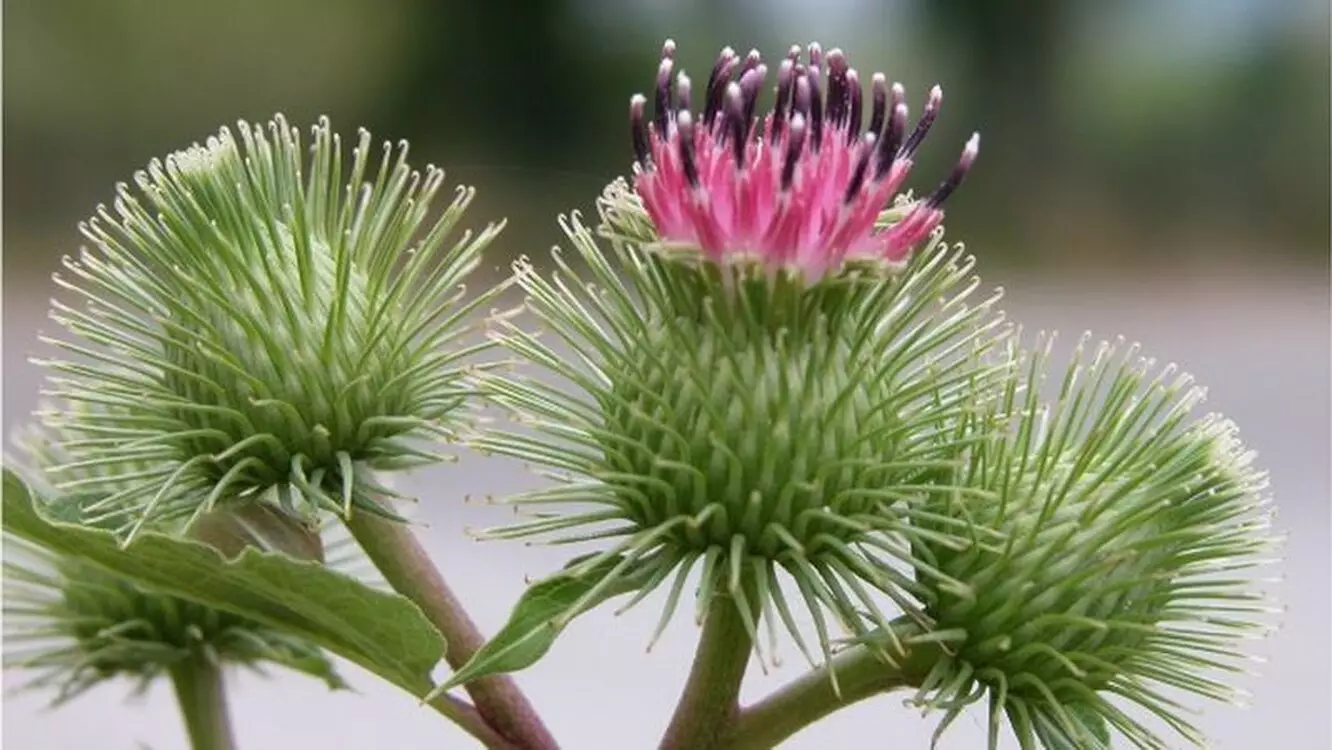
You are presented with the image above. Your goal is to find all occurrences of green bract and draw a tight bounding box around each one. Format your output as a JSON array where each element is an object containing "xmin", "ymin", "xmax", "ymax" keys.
[
  {"xmin": 910, "ymin": 334, "xmax": 1276, "ymax": 749},
  {"xmin": 38, "ymin": 115, "xmax": 501, "ymax": 538},
  {"xmin": 473, "ymin": 181, "xmax": 1006, "ymax": 666}
]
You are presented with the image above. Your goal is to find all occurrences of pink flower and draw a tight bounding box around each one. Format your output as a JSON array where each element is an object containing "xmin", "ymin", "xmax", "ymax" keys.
[{"xmin": 629, "ymin": 40, "xmax": 979, "ymax": 279}]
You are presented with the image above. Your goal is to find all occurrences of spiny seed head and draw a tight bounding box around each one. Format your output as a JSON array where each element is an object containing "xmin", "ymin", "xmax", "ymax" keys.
[
  {"xmin": 473, "ymin": 189, "xmax": 1007, "ymax": 665},
  {"xmin": 909, "ymin": 334, "xmax": 1277, "ymax": 750},
  {"xmin": 36, "ymin": 115, "xmax": 502, "ymax": 538}
]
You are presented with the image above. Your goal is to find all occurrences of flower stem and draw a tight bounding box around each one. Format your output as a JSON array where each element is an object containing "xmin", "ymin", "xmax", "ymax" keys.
[
  {"xmin": 169, "ymin": 657, "xmax": 236, "ymax": 750},
  {"xmin": 423, "ymin": 687, "xmax": 522, "ymax": 749},
  {"xmin": 726, "ymin": 628, "xmax": 940, "ymax": 749},
  {"xmin": 345, "ymin": 508, "xmax": 558, "ymax": 750},
  {"xmin": 658, "ymin": 598, "xmax": 755, "ymax": 750}
]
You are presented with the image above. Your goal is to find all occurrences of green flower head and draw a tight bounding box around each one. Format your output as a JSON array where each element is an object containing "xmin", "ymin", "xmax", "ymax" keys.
[
  {"xmin": 3, "ymin": 420, "xmax": 347, "ymax": 705},
  {"xmin": 4, "ymin": 538, "xmax": 346, "ymax": 704},
  {"xmin": 37, "ymin": 115, "xmax": 501, "ymax": 539},
  {"xmin": 473, "ymin": 39, "xmax": 1005, "ymax": 668},
  {"xmin": 909, "ymin": 334, "xmax": 1277, "ymax": 749}
]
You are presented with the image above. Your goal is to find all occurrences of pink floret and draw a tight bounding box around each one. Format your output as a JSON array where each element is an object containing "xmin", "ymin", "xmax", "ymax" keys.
[{"xmin": 629, "ymin": 41, "xmax": 979, "ymax": 279}]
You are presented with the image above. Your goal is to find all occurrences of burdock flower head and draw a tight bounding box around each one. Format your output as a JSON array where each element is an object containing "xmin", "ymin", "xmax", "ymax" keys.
[
  {"xmin": 36, "ymin": 115, "xmax": 501, "ymax": 539},
  {"xmin": 475, "ymin": 40, "xmax": 1001, "ymax": 667},
  {"xmin": 909, "ymin": 335, "xmax": 1277, "ymax": 748},
  {"xmin": 616, "ymin": 40, "xmax": 978, "ymax": 277}
]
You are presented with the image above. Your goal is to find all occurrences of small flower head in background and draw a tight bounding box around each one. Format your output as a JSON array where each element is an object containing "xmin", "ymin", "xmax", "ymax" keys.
[
  {"xmin": 3, "ymin": 539, "xmax": 346, "ymax": 704},
  {"xmin": 35, "ymin": 115, "xmax": 502, "ymax": 539},
  {"xmin": 3, "ymin": 421, "xmax": 347, "ymax": 704},
  {"xmin": 475, "ymin": 40, "xmax": 1003, "ymax": 669},
  {"xmin": 909, "ymin": 334, "xmax": 1277, "ymax": 749},
  {"xmin": 608, "ymin": 40, "xmax": 978, "ymax": 279}
]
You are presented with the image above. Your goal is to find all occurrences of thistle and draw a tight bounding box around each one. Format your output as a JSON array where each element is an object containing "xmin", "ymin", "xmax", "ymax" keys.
[
  {"xmin": 909, "ymin": 334, "xmax": 1277, "ymax": 749},
  {"xmin": 474, "ymin": 40, "xmax": 1001, "ymax": 666},
  {"xmin": 36, "ymin": 115, "xmax": 502, "ymax": 539}
]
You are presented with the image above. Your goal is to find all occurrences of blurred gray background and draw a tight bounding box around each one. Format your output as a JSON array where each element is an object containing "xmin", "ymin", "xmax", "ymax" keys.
[{"xmin": 3, "ymin": 1, "xmax": 1329, "ymax": 748}]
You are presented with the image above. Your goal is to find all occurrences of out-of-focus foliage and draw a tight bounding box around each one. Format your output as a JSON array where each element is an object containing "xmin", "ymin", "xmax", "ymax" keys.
[{"xmin": 3, "ymin": 0, "xmax": 1327, "ymax": 272}]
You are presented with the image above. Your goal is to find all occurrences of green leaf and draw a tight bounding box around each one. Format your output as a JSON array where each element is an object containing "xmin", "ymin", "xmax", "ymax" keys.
[
  {"xmin": 432, "ymin": 555, "xmax": 643, "ymax": 696},
  {"xmin": 2, "ymin": 469, "xmax": 444, "ymax": 694}
]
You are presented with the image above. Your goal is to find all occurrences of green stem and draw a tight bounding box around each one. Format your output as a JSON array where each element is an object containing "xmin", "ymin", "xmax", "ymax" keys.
[
  {"xmin": 726, "ymin": 630, "xmax": 940, "ymax": 749},
  {"xmin": 658, "ymin": 598, "xmax": 755, "ymax": 750},
  {"xmin": 345, "ymin": 508, "xmax": 558, "ymax": 750},
  {"xmin": 169, "ymin": 657, "xmax": 236, "ymax": 750},
  {"xmin": 423, "ymin": 686, "xmax": 522, "ymax": 749}
]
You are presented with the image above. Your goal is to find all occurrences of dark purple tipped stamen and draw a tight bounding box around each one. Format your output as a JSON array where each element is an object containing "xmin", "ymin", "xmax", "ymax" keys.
[
  {"xmin": 793, "ymin": 73, "xmax": 812, "ymax": 120},
  {"xmin": 781, "ymin": 114, "xmax": 808, "ymax": 191},
  {"xmin": 874, "ymin": 102, "xmax": 908, "ymax": 180},
  {"xmin": 661, "ymin": 39, "xmax": 676, "ymax": 59},
  {"xmin": 844, "ymin": 70, "xmax": 863, "ymax": 144},
  {"xmin": 739, "ymin": 66, "xmax": 766, "ymax": 134},
  {"xmin": 889, "ymin": 83, "xmax": 906, "ymax": 138},
  {"xmin": 725, "ymin": 83, "xmax": 747, "ymax": 169},
  {"xmin": 703, "ymin": 48, "xmax": 738, "ymax": 128},
  {"xmin": 900, "ymin": 85, "xmax": 942, "ymax": 158},
  {"xmin": 740, "ymin": 48, "xmax": 762, "ymax": 76},
  {"xmin": 676, "ymin": 73, "xmax": 692, "ymax": 118},
  {"xmin": 825, "ymin": 49, "xmax": 848, "ymax": 127},
  {"xmin": 630, "ymin": 95, "xmax": 651, "ymax": 167},
  {"xmin": 806, "ymin": 67, "xmax": 824, "ymax": 152},
  {"xmin": 677, "ymin": 111, "xmax": 700, "ymax": 187},
  {"xmin": 655, "ymin": 57, "xmax": 675, "ymax": 138},
  {"xmin": 770, "ymin": 59, "xmax": 796, "ymax": 144},
  {"xmin": 867, "ymin": 74, "xmax": 888, "ymax": 139},
  {"xmin": 926, "ymin": 133, "xmax": 980, "ymax": 208},
  {"xmin": 843, "ymin": 133, "xmax": 876, "ymax": 204}
]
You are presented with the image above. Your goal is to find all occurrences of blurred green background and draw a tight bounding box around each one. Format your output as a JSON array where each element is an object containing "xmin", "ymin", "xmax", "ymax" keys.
[{"xmin": 4, "ymin": 0, "xmax": 1328, "ymax": 283}]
